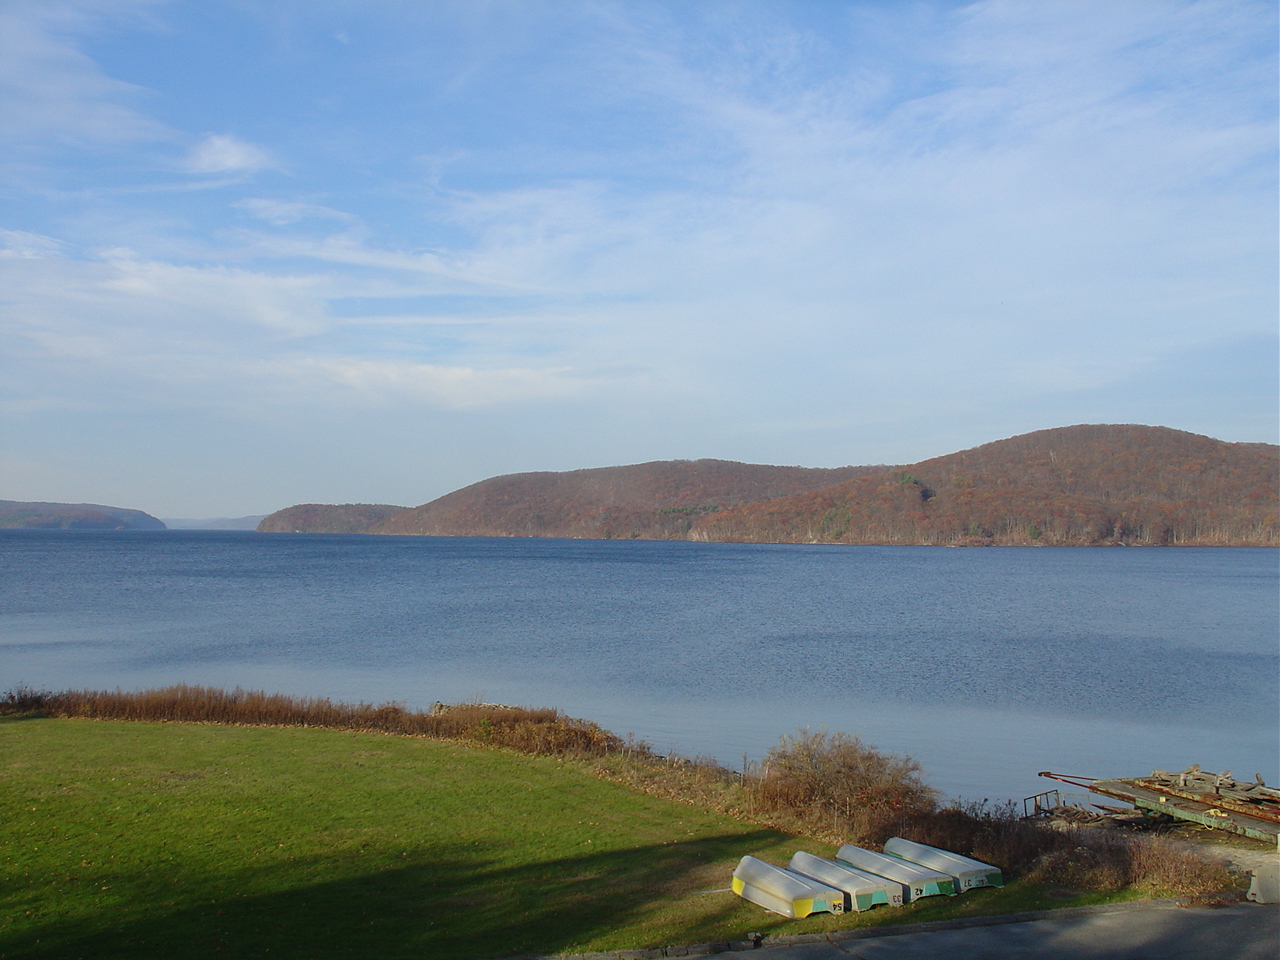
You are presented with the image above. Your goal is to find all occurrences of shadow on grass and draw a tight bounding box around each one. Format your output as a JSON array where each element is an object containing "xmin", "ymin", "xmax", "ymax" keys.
[
  {"xmin": 0, "ymin": 713, "xmax": 52, "ymax": 724},
  {"xmin": 5, "ymin": 830, "xmax": 786, "ymax": 960}
]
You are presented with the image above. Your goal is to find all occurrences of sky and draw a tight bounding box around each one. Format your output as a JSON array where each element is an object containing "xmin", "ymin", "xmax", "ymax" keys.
[{"xmin": 1, "ymin": 0, "xmax": 1276, "ymax": 518}]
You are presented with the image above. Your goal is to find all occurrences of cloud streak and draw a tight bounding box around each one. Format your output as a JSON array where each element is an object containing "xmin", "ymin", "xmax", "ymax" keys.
[
  {"xmin": 185, "ymin": 134, "xmax": 274, "ymax": 175},
  {"xmin": 0, "ymin": 0, "xmax": 168, "ymax": 150}
]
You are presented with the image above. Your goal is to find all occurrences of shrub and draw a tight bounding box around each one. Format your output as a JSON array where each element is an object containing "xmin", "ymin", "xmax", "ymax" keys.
[
  {"xmin": 0, "ymin": 685, "xmax": 622, "ymax": 758},
  {"xmin": 890, "ymin": 800, "xmax": 1234, "ymax": 896},
  {"xmin": 750, "ymin": 728, "xmax": 937, "ymax": 842}
]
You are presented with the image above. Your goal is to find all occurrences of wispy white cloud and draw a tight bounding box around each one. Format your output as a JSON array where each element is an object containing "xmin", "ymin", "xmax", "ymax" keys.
[
  {"xmin": 184, "ymin": 133, "xmax": 274, "ymax": 175},
  {"xmin": 262, "ymin": 357, "xmax": 586, "ymax": 410},
  {"xmin": 234, "ymin": 198, "xmax": 358, "ymax": 226},
  {"xmin": 0, "ymin": 0, "xmax": 168, "ymax": 149},
  {"xmin": 0, "ymin": 245, "xmax": 331, "ymax": 365},
  {"xmin": 0, "ymin": 236, "xmax": 597, "ymax": 417},
  {"xmin": 0, "ymin": 229, "xmax": 66, "ymax": 259}
]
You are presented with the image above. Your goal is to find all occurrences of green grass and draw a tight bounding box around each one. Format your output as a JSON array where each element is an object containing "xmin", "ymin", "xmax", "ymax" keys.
[{"xmin": 2, "ymin": 718, "xmax": 1119, "ymax": 960}]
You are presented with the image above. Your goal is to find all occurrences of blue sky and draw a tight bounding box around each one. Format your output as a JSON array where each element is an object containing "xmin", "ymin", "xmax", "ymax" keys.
[{"xmin": 1, "ymin": 0, "xmax": 1276, "ymax": 517}]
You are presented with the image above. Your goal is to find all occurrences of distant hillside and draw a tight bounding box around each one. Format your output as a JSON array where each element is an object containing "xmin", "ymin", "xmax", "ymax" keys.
[
  {"xmin": 255, "ymin": 426, "xmax": 1279, "ymax": 545},
  {"xmin": 690, "ymin": 425, "xmax": 1279, "ymax": 546},
  {"xmin": 0, "ymin": 500, "xmax": 166, "ymax": 531},
  {"xmin": 164, "ymin": 515, "xmax": 267, "ymax": 531},
  {"xmin": 378, "ymin": 460, "xmax": 890, "ymax": 539},
  {"xmin": 257, "ymin": 503, "xmax": 409, "ymax": 534},
  {"xmin": 260, "ymin": 462, "xmax": 889, "ymax": 537}
]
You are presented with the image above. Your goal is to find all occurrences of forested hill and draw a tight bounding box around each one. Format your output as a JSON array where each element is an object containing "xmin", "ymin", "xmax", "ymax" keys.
[
  {"xmin": 378, "ymin": 460, "xmax": 888, "ymax": 539},
  {"xmin": 256, "ymin": 425, "xmax": 1278, "ymax": 545},
  {"xmin": 690, "ymin": 425, "xmax": 1279, "ymax": 546},
  {"xmin": 256, "ymin": 503, "xmax": 409, "ymax": 534},
  {"xmin": 0, "ymin": 500, "xmax": 166, "ymax": 531}
]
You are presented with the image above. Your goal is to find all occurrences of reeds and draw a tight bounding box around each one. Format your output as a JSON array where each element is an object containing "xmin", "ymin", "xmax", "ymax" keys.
[{"xmin": 1, "ymin": 684, "xmax": 621, "ymax": 758}]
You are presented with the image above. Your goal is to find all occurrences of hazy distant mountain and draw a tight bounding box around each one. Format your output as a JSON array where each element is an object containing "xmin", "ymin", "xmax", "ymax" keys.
[
  {"xmin": 162, "ymin": 516, "xmax": 268, "ymax": 530},
  {"xmin": 0, "ymin": 500, "xmax": 166, "ymax": 531},
  {"xmin": 690, "ymin": 425, "xmax": 1278, "ymax": 546},
  {"xmin": 256, "ymin": 503, "xmax": 410, "ymax": 534}
]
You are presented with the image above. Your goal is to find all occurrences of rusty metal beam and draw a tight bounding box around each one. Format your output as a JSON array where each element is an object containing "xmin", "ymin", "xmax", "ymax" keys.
[
  {"xmin": 1130, "ymin": 778, "xmax": 1280, "ymax": 825},
  {"xmin": 1036, "ymin": 770, "xmax": 1280, "ymax": 846}
]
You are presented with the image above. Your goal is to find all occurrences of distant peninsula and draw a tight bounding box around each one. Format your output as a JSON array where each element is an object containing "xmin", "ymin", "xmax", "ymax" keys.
[
  {"xmin": 256, "ymin": 503, "xmax": 410, "ymax": 535},
  {"xmin": 257, "ymin": 425, "xmax": 1280, "ymax": 546},
  {"xmin": 0, "ymin": 500, "xmax": 166, "ymax": 531},
  {"xmin": 163, "ymin": 515, "xmax": 269, "ymax": 531},
  {"xmin": 259, "ymin": 462, "xmax": 885, "ymax": 539}
]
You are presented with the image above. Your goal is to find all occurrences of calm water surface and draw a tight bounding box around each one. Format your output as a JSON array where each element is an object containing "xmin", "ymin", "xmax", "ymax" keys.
[{"xmin": 2, "ymin": 531, "xmax": 1276, "ymax": 802}]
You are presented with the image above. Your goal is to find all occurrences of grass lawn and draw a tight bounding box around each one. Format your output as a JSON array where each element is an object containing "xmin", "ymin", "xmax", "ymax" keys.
[{"xmin": 3, "ymin": 718, "xmax": 1117, "ymax": 960}]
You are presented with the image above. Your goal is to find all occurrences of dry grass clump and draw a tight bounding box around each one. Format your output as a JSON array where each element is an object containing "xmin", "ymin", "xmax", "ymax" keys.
[
  {"xmin": 593, "ymin": 748, "xmax": 748, "ymax": 815},
  {"xmin": 748, "ymin": 728, "xmax": 937, "ymax": 843},
  {"xmin": 1, "ymin": 685, "xmax": 621, "ymax": 758},
  {"xmin": 890, "ymin": 802, "xmax": 1061, "ymax": 871},
  {"xmin": 597, "ymin": 734, "xmax": 1234, "ymax": 899},
  {"xmin": 592, "ymin": 729, "xmax": 938, "ymax": 843},
  {"xmin": 1015, "ymin": 832, "xmax": 1233, "ymax": 895},
  {"xmin": 889, "ymin": 801, "xmax": 1234, "ymax": 897}
]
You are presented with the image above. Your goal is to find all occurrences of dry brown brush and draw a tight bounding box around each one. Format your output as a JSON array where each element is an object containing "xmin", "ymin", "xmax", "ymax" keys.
[
  {"xmin": 747, "ymin": 728, "xmax": 938, "ymax": 843},
  {"xmin": 602, "ymin": 731, "xmax": 1233, "ymax": 898},
  {"xmin": 888, "ymin": 801, "xmax": 1233, "ymax": 897},
  {"xmin": 1, "ymin": 685, "xmax": 622, "ymax": 758}
]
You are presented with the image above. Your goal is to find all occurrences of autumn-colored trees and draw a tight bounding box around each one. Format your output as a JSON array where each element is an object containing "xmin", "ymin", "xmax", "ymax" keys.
[
  {"xmin": 256, "ymin": 503, "xmax": 408, "ymax": 534},
  {"xmin": 256, "ymin": 426, "xmax": 1278, "ymax": 546},
  {"xmin": 0, "ymin": 500, "xmax": 165, "ymax": 530},
  {"xmin": 377, "ymin": 459, "xmax": 888, "ymax": 539},
  {"xmin": 693, "ymin": 425, "xmax": 1279, "ymax": 546}
]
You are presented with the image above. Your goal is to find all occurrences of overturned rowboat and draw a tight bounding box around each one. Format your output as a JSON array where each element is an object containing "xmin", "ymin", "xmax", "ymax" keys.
[
  {"xmin": 882, "ymin": 837, "xmax": 1004, "ymax": 890},
  {"xmin": 834, "ymin": 845, "xmax": 956, "ymax": 901},
  {"xmin": 787, "ymin": 850, "xmax": 904, "ymax": 911},
  {"xmin": 731, "ymin": 856, "xmax": 846, "ymax": 918}
]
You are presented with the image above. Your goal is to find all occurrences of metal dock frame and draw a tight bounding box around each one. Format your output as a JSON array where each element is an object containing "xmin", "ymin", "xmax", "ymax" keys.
[{"xmin": 1038, "ymin": 770, "xmax": 1280, "ymax": 848}]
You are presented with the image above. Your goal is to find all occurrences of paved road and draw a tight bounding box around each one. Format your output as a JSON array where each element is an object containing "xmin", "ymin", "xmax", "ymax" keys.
[{"xmin": 744, "ymin": 902, "xmax": 1278, "ymax": 960}]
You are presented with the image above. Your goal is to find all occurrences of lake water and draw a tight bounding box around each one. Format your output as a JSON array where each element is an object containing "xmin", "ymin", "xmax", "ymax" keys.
[{"xmin": 2, "ymin": 530, "xmax": 1275, "ymax": 803}]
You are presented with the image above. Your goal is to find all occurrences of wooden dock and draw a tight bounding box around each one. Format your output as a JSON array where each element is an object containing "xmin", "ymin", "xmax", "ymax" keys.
[{"xmin": 1037, "ymin": 767, "xmax": 1280, "ymax": 846}]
